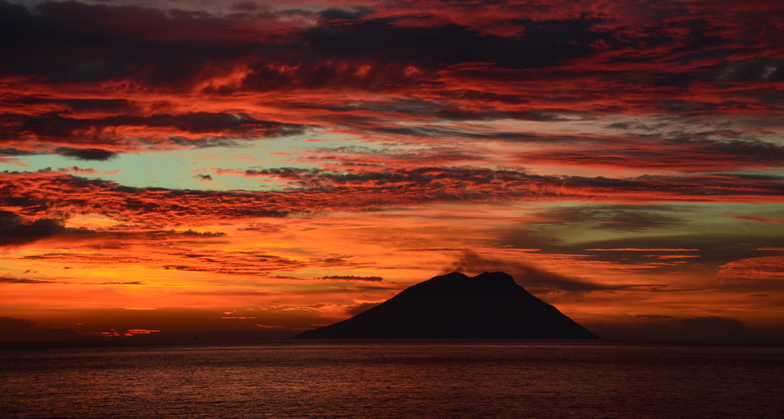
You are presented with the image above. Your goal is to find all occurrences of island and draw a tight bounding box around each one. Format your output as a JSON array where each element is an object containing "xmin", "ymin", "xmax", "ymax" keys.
[{"xmin": 296, "ymin": 272, "xmax": 599, "ymax": 339}]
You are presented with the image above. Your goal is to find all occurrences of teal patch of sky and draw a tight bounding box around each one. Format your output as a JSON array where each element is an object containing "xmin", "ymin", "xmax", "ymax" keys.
[
  {"xmin": 524, "ymin": 202, "xmax": 784, "ymax": 246},
  {"xmin": 12, "ymin": 136, "xmax": 347, "ymax": 191}
]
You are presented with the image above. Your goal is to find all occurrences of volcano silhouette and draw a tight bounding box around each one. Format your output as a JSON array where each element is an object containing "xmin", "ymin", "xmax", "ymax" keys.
[{"xmin": 295, "ymin": 272, "xmax": 599, "ymax": 339}]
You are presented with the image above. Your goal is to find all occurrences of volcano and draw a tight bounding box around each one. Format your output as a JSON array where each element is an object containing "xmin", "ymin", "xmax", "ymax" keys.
[{"xmin": 295, "ymin": 272, "xmax": 599, "ymax": 339}]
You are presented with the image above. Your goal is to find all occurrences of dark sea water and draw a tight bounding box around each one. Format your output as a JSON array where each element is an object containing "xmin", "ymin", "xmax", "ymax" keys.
[{"xmin": 1, "ymin": 341, "xmax": 782, "ymax": 418}]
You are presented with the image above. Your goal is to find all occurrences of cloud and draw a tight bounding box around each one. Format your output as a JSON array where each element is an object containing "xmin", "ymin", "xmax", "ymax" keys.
[
  {"xmin": 263, "ymin": 167, "xmax": 784, "ymax": 203},
  {"xmin": 302, "ymin": 15, "xmax": 609, "ymax": 70},
  {"xmin": 515, "ymin": 137, "xmax": 784, "ymax": 172},
  {"xmin": 0, "ymin": 0, "xmax": 262, "ymax": 86},
  {"xmin": 96, "ymin": 281, "xmax": 144, "ymax": 285},
  {"xmin": 1, "ymin": 0, "xmax": 783, "ymax": 171},
  {"xmin": 717, "ymin": 58, "xmax": 784, "ymax": 82},
  {"xmin": 1, "ymin": 168, "xmax": 783, "ymax": 238},
  {"xmin": 533, "ymin": 205, "xmax": 685, "ymax": 232},
  {"xmin": 443, "ymin": 251, "xmax": 656, "ymax": 294},
  {"xmin": 0, "ymin": 156, "xmax": 29, "ymax": 166},
  {"xmin": 55, "ymin": 147, "xmax": 118, "ymax": 161},
  {"xmin": 0, "ymin": 276, "xmax": 57, "ymax": 284},
  {"xmin": 318, "ymin": 275, "xmax": 384, "ymax": 281},
  {"xmin": 6, "ymin": 112, "xmax": 308, "ymax": 156},
  {"xmin": 56, "ymin": 166, "xmax": 121, "ymax": 176},
  {"xmin": 0, "ymin": 207, "xmax": 230, "ymax": 248},
  {"xmin": 0, "ymin": 211, "xmax": 68, "ymax": 246},
  {"xmin": 718, "ymin": 257, "xmax": 784, "ymax": 280},
  {"xmin": 725, "ymin": 214, "xmax": 784, "ymax": 225}
]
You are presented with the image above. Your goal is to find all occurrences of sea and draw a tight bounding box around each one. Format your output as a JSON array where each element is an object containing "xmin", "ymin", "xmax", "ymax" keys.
[{"xmin": 1, "ymin": 340, "xmax": 782, "ymax": 418}]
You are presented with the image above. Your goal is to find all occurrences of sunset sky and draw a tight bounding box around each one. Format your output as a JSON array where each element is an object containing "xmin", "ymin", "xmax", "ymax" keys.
[{"xmin": 1, "ymin": 0, "xmax": 783, "ymax": 342}]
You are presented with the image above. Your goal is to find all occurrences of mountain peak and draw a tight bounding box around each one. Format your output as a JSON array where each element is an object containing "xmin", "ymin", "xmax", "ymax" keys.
[
  {"xmin": 431, "ymin": 271, "xmax": 515, "ymax": 284},
  {"xmin": 429, "ymin": 271, "xmax": 470, "ymax": 282},
  {"xmin": 296, "ymin": 271, "xmax": 598, "ymax": 339},
  {"xmin": 475, "ymin": 271, "xmax": 517, "ymax": 284}
]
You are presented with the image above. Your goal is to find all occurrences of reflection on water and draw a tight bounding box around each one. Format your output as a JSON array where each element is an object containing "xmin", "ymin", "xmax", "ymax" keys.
[{"xmin": 1, "ymin": 341, "xmax": 783, "ymax": 418}]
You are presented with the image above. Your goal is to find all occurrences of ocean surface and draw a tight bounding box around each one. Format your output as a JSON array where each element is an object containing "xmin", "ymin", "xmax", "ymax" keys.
[{"xmin": 1, "ymin": 340, "xmax": 782, "ymax": 418}]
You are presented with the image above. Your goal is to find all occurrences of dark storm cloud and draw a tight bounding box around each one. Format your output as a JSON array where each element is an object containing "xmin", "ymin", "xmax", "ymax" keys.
[
  {"xmin": 230, "ymin": 1, "xmax": 263, "ymax": 12},
  {"xmin": 0, "ymin": 1, "xmax": 311, "ymax": 154},
  {"xmin": 0, "ymin": 211, "xmax": 67, "ymax": 246},
  {"xmin": 297, "ymin": 97, "xmax": 565, "ymax": 123},
  {"xmin": 8, "ymin": 112, "xmax": 307, "ymax": 146},
  {"xmin": 236, "ymin": 60, "xmax": 430, "ymax": 93},
  {"xmin": 168, "ymin": 137, "xmax": 243, "ymax": 149},
  {"xmin": 223, "ymin": 14, "xmax": 619, "ymax": 93},
  {"xmin": 7, "ymin": 96, "xmax": 139, "ymax": 114},
  {"xmin": 317, "ymin": 6, "xmax": 374, "ymax": 21},
  {"xmin": 703, "ymin": 140, "xmax": 784, "ymax": 165},
  {"xmin": 113, "ymin": 112, "xmax": 304, "ymax": 135},
  {"xmin": 0, "ymin": 207, "xmax": 229, "ymax": 248},
  {"xmin": 716, "ymin": 58, "xmax": 784, "ymax": 82},
  {"xmin": 0, "ymin": 0, "xmax": 780, "ymax": 102},
  {"xmin": 1, "ymin": 0, "xmax": 782, "ymax": 164},
  {"xmin": 55, "ymin": 147, "xmax": 118, "ymax": 161},
  {"xmin": 0, "ymin": 0, "xmax": 260, "ymax": 86},
  {"xmin": 301, "ymin": 16, "xmax": 608, "ymax": 70},
  {"xmin": 242, "ymin": 168, "xmax": 311, "ymax": 177},
  {"xmin": 0, "ymin": 147, "xmax": 40, "ymax": 157}
]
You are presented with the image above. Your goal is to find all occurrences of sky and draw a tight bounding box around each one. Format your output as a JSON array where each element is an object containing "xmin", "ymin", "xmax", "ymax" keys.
[{"xmin": 1, "ymin": 0, "xmax": 783, "ymax": 342}]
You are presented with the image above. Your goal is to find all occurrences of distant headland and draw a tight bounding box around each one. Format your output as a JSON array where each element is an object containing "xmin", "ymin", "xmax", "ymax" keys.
[{"xmin": 295, "ymin": 272, "xmax": 599, "ymax": 339}]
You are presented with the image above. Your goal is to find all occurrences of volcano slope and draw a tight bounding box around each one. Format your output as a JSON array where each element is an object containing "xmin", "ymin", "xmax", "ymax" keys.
[{"xmin": 296, "ymin": 272, "xmax": 599, "ymax": 339}]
